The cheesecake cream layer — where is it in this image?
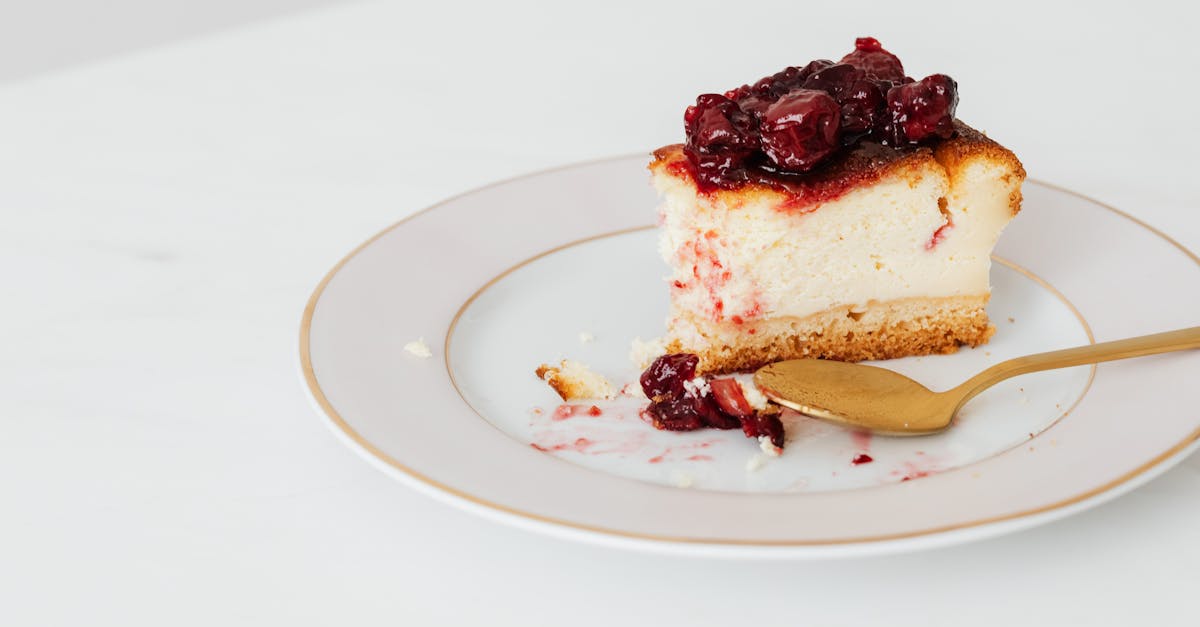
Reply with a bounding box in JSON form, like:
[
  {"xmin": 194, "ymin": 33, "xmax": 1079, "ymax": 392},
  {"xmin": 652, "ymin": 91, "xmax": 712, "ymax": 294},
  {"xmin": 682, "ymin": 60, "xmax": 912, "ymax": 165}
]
[{"xmin": 650, "ymin": 129, "xmax": 1024, "ymax": 373}]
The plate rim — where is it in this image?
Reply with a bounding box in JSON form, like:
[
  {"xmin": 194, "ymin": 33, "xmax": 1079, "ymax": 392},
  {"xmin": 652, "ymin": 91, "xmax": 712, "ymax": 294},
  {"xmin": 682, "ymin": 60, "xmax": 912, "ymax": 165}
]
[{"xmin": 298, "ymin": 154, "xmax": 1200, "ymax": 555}]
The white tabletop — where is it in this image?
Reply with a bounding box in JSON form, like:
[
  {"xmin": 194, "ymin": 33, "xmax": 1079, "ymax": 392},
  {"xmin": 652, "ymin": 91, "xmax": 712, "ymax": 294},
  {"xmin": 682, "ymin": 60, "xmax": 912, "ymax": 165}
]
[{"xmin": 3, "ymin": 1, "xmax": 1198, "ymax": 624}]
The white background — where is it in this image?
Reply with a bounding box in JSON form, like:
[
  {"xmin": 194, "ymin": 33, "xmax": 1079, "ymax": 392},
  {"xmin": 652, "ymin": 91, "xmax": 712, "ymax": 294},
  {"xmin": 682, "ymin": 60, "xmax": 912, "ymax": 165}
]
[{"xmin": 2, "ymin": 0, "xmax": 1198, "ymax": 624}]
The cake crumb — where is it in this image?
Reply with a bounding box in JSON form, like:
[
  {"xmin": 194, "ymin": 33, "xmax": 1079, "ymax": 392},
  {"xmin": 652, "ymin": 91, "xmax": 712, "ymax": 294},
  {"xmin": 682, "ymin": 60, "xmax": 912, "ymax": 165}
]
[
  {"xmin": 682, "ymin": 376, "xmax": 710, "ymax": 397},
  {"xmin": 746, "ymin": 455, "xmax": 769, "ymax": 472},
  {"xmin": 535, "ymin": 360, "xmax": 616, "ymax": 401},
  {"xmin": 670, "ymin": 471, "xmax": 694, "ymax": 488},
  {"xmin": 759, "ymin": 436, "xmax": 783, "ymax": 457},
  {"xmin": 579, "ymin": 331, "xmax": 595, "ymax": 344},
  {"xmin": 1008, "ymin": 317, "xmax": 1015, "ymax": 323},
  {"xmin": 404, "ymin": 338, "xmax": 433, "ymax": 358},
  {"xmin": 629, "ymin": 336, "xmax": 667, "ymax": 369}
]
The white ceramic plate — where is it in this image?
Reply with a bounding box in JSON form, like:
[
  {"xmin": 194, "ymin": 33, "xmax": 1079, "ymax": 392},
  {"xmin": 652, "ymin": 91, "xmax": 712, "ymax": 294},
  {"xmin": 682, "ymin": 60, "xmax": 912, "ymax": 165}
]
[{"xmin": 300, "ymin": 155, "xmax": 1200, "ymax": 558}]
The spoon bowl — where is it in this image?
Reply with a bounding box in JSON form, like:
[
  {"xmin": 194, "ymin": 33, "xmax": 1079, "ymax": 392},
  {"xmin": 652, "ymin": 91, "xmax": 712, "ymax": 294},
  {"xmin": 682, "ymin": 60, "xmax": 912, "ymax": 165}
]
[
  {"xmin": 753, "ymin": 326, "xmax": 1200, "ymax": 436},
  {"xmin": 754, "ymin": 360, "xmax": 955, "ymax": 435}
]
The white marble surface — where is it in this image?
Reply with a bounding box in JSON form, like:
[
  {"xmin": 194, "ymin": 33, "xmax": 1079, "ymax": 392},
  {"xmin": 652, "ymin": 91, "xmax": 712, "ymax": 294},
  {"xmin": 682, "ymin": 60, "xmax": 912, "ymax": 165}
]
[
  {"xmin": 2, "ymin": 1, "xmax": 1198, "ymax": 624},
  {"xmin": 0, "ymin": 0, "xmax": 342, "ymax": 81}
]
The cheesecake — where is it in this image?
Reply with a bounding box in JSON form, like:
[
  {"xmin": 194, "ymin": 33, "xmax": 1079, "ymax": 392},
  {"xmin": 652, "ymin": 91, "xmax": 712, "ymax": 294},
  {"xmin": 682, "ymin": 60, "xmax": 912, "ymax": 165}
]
[
  {"xmin": 536, "ymin": 359, "xmax": 616, "ymax": 401},
  {"xmin": 651, "ymin": 37, "xmax": 1025, "ymax": 375},
  {"xmin": 537, "ymin": 38, "xmax": 1023, "ymax": 454}
]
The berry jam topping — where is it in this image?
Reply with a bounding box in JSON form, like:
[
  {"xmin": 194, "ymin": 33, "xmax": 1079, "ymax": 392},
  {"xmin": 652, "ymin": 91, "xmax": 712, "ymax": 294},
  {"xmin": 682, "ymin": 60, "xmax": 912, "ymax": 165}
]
[
  {"xmin": 680, "ymin": 37, "xmax": 959, "ymax": 192},
  {"xmin": 639, "ymin": 354, "xmax": 786, "ymax": 451}
]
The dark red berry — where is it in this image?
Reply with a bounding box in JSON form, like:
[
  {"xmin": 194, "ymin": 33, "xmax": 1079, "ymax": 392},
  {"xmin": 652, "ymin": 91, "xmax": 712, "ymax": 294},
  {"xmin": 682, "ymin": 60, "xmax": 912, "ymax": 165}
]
[
  {"xmin": 838, "ymin": 78, "xmax": 887, "ymax": 136},
  {"xmin": 759, "ymin": 89, "xmax": 841, "ymax": 171},
  {"xmin": 638, "ymin": 353, "xmax": 744, "ymax": 431},
  {"xmin": 683, "ymin": 94, "xmax": 759, "ymax": 190},
  {"xmin": 639, "ymin": 353, "xmax": 699, "ymax": 401},
  {"xmin": 733, "ymin": 93, "xmax": 773, "ymax": 120},
  {"xmin": 637, "ymin": 354, "xmax": 784, "ymax": 448},
  {"xmin": 855, "ymin": 36, "xmax": 884, "ymax": 51},
  {"xmin": 739, "ymin": 408, "xmax": 785, "ymax": 450},
  {"xmin": 887, "ymin": 74, "xmax": 958, "ymax": 143},
  {"xmin": 722, "ymin": 85, "xmax": 748, "ymax": 101},
  {"xmin": 801, "ymin": 63, "xmax": 888, "ymax": 138},
  {"xmin": 762, "ymin": 60, "xmax": 833, "ymax": 98},
  {"xmin": 642, "ymin": 389, "xmax": 736, "ymax": 432},
  {"xmin": 709, "ymin": 379, "xmax": 755, "ymax": 419},
  {"xmin": 688, "ymin": 95, "xmax": 755, "ymax": 148},
  {"xmin": 644, "ymin": 397, "xmax": 707, "ymax": 431},
  {"xmin": 689, "ymin": 152, "xmax": 753, "ymax": 190},
  {"xmin": 796, "ymin": 59, "xmax": 837, "ymax": 84},
  {"xmin": 754, "ymin": 68, "xmax": 794, "ymax": 97},
  {"xmin": 840, "ymin": 37, "xmax": 905, "ymax": 82},
  {"xmin": 802, "ymin": 63, "xmax": 863, "ymax": 100},
  {"xmin": 645, "ymin": 390, "xmax": 742, "ymax": 432},
  {"xmin": 685, "ymin": 94, "xmax": 757, "ymax": 157},
  {"xmin": 692, "ymin": 392, "xmax": 741, "ymax": 430}
]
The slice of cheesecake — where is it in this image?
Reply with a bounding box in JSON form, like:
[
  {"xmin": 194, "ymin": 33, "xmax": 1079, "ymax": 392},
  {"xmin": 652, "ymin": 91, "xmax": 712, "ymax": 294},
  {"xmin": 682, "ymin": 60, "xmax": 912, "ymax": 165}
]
[{"xmin": 650, "ymin": 38, "xmax": 1025, "ymax": 375}]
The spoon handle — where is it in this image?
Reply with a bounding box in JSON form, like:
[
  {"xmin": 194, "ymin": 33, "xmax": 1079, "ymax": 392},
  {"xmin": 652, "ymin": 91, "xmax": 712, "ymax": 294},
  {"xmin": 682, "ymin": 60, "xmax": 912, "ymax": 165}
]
[{"xmin": 950, "ymin": 326, "xmax": 1200, "ymax": 406}]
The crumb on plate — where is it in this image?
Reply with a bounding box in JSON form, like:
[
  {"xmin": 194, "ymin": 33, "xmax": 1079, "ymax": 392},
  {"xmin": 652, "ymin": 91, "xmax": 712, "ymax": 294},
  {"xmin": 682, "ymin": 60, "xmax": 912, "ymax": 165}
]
[
  {"xmin": 670, "ymin": 470, "xmax": 694, "ymax": 488},
  {"xmin": 682, "ymin": 376, "xmax": 710, "ymax": 397},
  {"xmin": 746, "ymin": 455, "xmax": 768, "ymax": 472},
  {"xmin": 535, "ymin": 359, "xmax": 615, "ymax": 401},
  {"xmin": 404, "ymin": 337, "xmax": 432, "ymax": 358}
]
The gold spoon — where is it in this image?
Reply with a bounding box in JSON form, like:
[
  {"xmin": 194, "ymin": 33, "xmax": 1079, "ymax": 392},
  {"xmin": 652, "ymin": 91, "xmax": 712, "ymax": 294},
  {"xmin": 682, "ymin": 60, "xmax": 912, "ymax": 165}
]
[{"xmin": 753, "ymin": 326, "xmax": 1200, "ymax": 436}]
